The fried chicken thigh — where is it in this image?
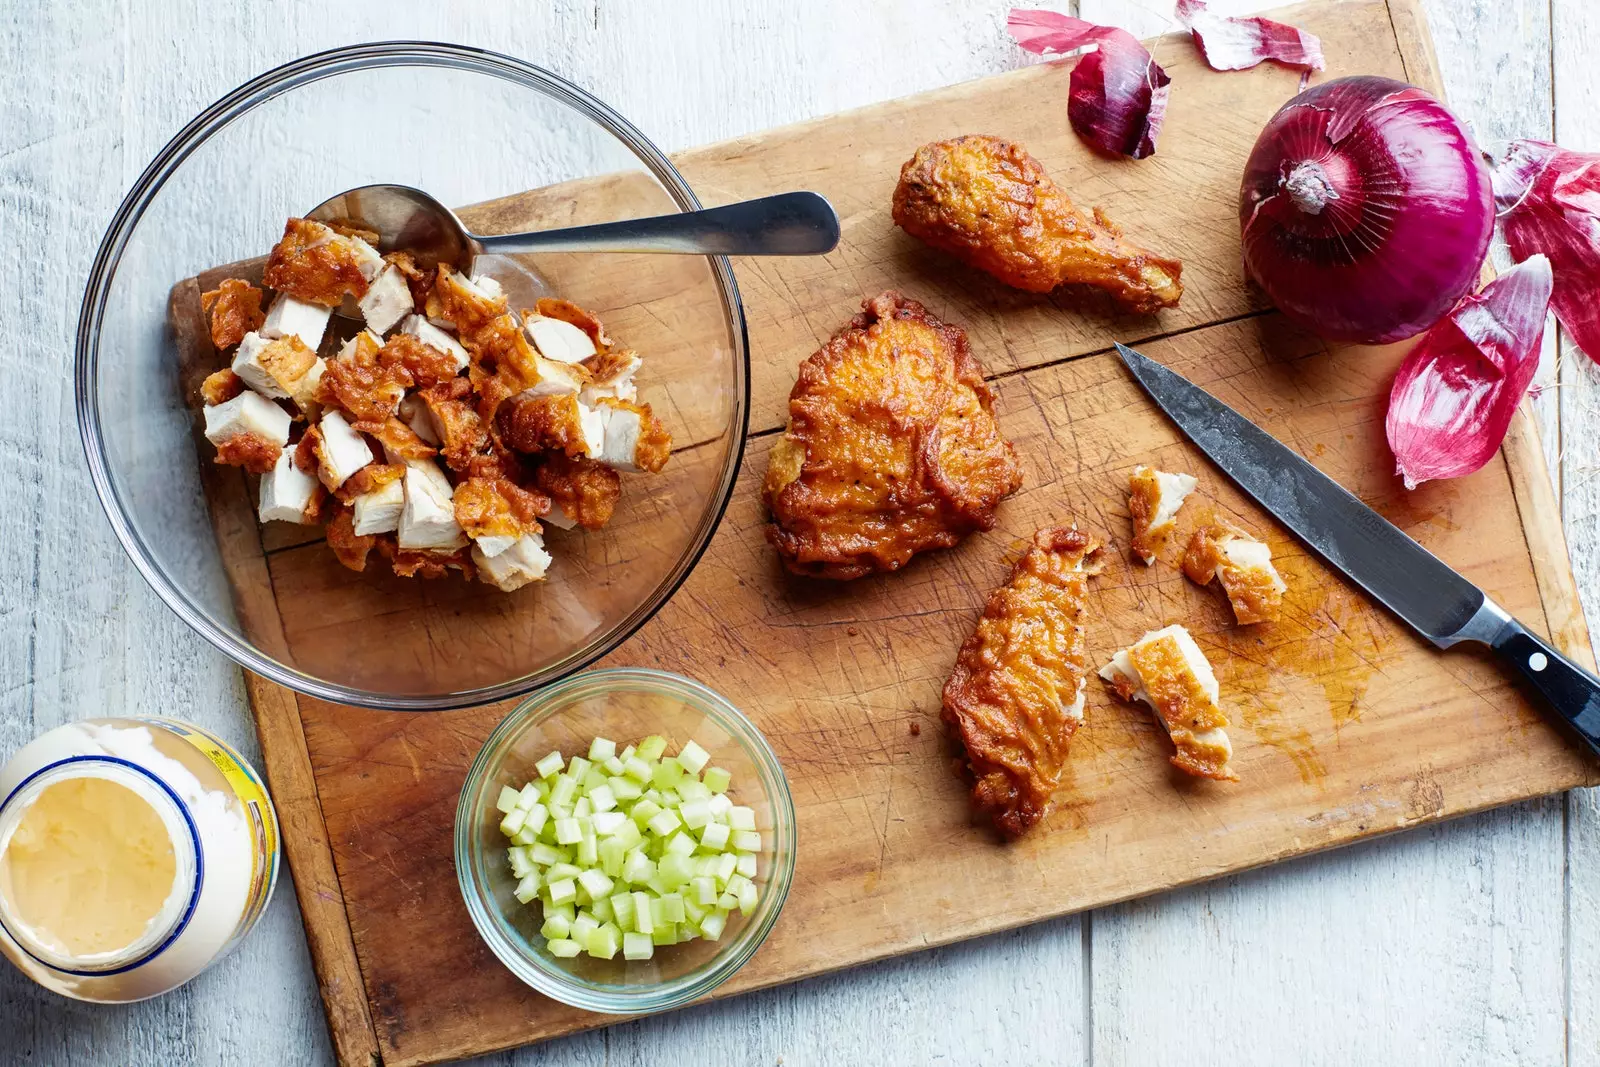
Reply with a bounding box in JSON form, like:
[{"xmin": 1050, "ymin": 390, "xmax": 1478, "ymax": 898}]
[
  {"xmin": 892, "ymin": 135, "xmax": 1183, "ymax": 314},
  {"xmin": 941, "ymin": 526, "xmax": 1104, "ymax": 839},
  {"xmin": 762, "ymin": 291, "xmax": 1023, "ymax": 580}
]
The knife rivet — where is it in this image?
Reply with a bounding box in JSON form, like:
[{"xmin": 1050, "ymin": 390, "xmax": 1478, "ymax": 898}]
[{"xmin": 1530, "ymin": 652, "xmax": 1549, "ymax": 672}]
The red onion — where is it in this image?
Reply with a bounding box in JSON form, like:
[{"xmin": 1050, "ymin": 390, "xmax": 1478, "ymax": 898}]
[
  {"xmin": 1175, "ymin": 0, "xmax": 1324, "ymax": 72},
  {"xmin": 1008, "ymin": 9, "xmax": 1170, "ymax": 159},
  {"xmin": 1385, "ymin": 255, "xmax": 1552, "ymax": 489},
  {"xmin": 1492, "ymin": 139, "xmax": 1600, "ymax": 364},
  {"xmin": 1239, "ymin": 76, "xmax": 1494, "ymax": 344}
]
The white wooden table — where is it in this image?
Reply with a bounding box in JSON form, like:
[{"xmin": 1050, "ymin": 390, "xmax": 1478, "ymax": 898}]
[{"xmin": 3, "ymin": 1, "xmax": 1597, "ymax": 1063}]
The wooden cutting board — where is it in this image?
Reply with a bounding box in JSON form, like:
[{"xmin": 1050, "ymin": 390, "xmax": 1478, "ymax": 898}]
[{"xmin": 168, "ymin": 2, "xmax": 1600, "ymax": 1063}]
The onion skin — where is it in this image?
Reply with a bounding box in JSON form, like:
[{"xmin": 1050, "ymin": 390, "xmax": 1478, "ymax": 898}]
[{"xmin": 1239, "ymin": 76, "xmax": 1494, "ymax": 344}]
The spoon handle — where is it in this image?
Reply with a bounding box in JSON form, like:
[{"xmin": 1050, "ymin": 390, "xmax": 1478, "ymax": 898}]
[{"xmin": 477, "ymin": 191, "xmax": 840, "ymax": 257}]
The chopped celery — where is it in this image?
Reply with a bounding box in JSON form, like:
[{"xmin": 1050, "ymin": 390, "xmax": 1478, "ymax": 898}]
[
  {"xmin": 692, "ymin": 877, "xmax": 718, "ymax": 906},
  {"xmin": 567, "ymin": 755, "xmax": 592, "ymax": 780},
  {"xmin": 658, "ymin": 893, "xmax": 686, "ymax": 924},
  {"xmin": 699, "ymin": 909, "xmax": 727, "ymax": 941},
  {"xmin": 576, "ymin": 869, "xmax": 613, "ymax": 900},
  {"xmin": 528, "ymin": 842, "xmax": 563, "ymax": 866},
  {"xmin": 652, "ymin": 759, "xmax": 685, "ymax": 790},
  {"xmin": 637, "ymin": 735, "xmax": 668, "ymax": 761},
  {"xmin": 499, "ymin": 808, "xmax": 527, "ymax": 836},
  {"xmin": 588, "ymin": 737, "xmax": 617, "ymax": 762},
  {"xmin": 573, "ymin": 797, "xmax": 592, "ymax": 819},
  {"xmin": 619, "ymin": 744, "xmax": 636, "ymax": 762},
  {"xmin": 553, "ymin": 818, "xmax": 582, "ymax": 845},
  {"xmin": 623, "ymin": 932, "xmax": 654, "ymax": 960},
  {"xmin": 576, "ymin": 834, "xmax": 599, "ymax": 868},
  {"xmin": 651, "ymin": 923, "xmax": 679, "ymax": 947},
  {"xmin": 546, "ymin": 862, "xmax": 582, "ymax": 882},
  {"xmin": 540, "ymin": 913, "xmax": 571, "ymax": 940},
  {"xmin": 630, "ymin": 798, "xmax": 663, "ymax": 828},
  {"xmin": 731, "ymin": 830, "xmax": 762, "ymax": 853},
  {"xmin": 511, "ymin": 824, "xmax": 539, "ymax": 847},
  {"xmin": 514, "ymin": 872, "xmax": 541, "ymax": 904},
  {"xmin": 547, "ymin": 878, "xmax": 577, "ymax": 905},
  {"xmin": 632, "ymin": 891, "xmax": 654, "ymax": 935},
  {"xmin": 718, "ymin": 891, "xmax": 738, "ymax": 910},
  {"xmin": 609, "ymin": 776, "xmax": 643, "ymax": 802},
  {"xmin": 589, "ymin": 785, "xmax": 618, "ymax": 814},
  {"xmin": 535, "ymin": 751, "xmax": 565, "ymax": 779},
  {"xmin": 699, "ymin": 822, "xmax": 730, "ymax": 852},
  {"xmin": 622, "ymin": 850, "xmax": 655, "ymax": 886},
  {"xmin": 517, "ymin": 782, "xmax": 542, "ymax": 809},
  {"xmin": 547, "ymin": 938, "xmax": 582, "ymax": 958},
  {"xmin": 508, "ymin": 847, "xmax": 533, "ymax": 879},
  {"xmin": 735, "ymin": 852, "xmax": 757, "ymax": 880},
  {"xmin": 592, "ymin": 811, "xmax": 627, "ymax": 836},
  {"xmin": 677, "ymin": 779, "xmax": 712, "ymax": 803},
  {"xmin": 683, "ymin": 897, "xmax": 708, "ymax": 924},
  {"xmin": 702, "ymin": 767, "xmax": 732, "ymax": 794},
  {"xmin": 611, "ymin": 820, "xmax": 643, "ymax": 851},
  {"xmin": 728, "ymin": 806, "xmax": 756, "ymax": 831},
  {"xmin": 646, "ymin": 809, "xmax": 681, "ymax": 838},
  {"xmin": 706, "ymin": 794, "xmax": 733, "ymax": 818},
  {"xmin": 545, "ymin": 902, "xmax": 576, "ymax": 924},
  {"xmin": 711, "ymin": 853, "xmax": 738, "ymax": 886},
  {"xmin": 581, "ymin": 767, "xmax": 608, "ymax": 793},
  {"xmin": 608, "ymin": 891, "xmax": 635, "ymax": 929},
  {"xmin": 679, "ymin": 799, "xmax": 712, "ymax": 830},
  {"xmin": 570, "ymin": 912, "xmax": 600, "ymax": 943},
  {"xmin": 623, "ymin": 755, "xmax": 653, "ymax": 783},
  {"xmin": 549, "ymin": 775, "xmax": 577, "ymax": 808},
  {"xmin": 677, "ymin": 740, "xmax": 711, "ymax": 775},
  {"xmin": 664, "ymin": 832, "xmax": 697, "ymax": 858},
  {"xmin": 726, "ymin": 874, "xmax": 752, "ymax": 898},
  {"xmin": 602, "ymin": 755, "xmax": 625, "ymax": 776},
  {"xmin": 658, "ymin": 853, "xmax": 695, "ymax": 888},
  {"xmin": 736, "ymin": 880, "xmax": 758, "ymax": 916},
  {"xmin": 521, "ymin": 803, "xmax": 549, "ymax": 836},
  {"xmin": 589, "ymin": 895, "xmax": 614, "ymax": 923},
  {"xmin": 599, "ymin": 837, "xmax": 628, "ymax": 878},
  {"xmin": 496, "ymin": 785, "xmax": 521, "ymax": 814},
  {"xmin": 587, "ymin": 923, "xmax": 619, "ymax": 960}
]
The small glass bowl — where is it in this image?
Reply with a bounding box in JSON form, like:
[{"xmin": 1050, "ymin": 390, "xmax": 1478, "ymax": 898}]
[{"xmin": 455, "ymin": 669, "xmax": 795, "ymax": 1014}]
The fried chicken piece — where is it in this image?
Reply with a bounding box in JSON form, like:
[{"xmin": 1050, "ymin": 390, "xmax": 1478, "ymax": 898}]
[
  {"xmin": 419, "ymin": 379, "xmax": 490, "ymax": 472},
  {"xmin": 1183, "ymin": 521, "xmax": 1286, "ymax": 625},
  {"xmin": 763, "ymin": 291, "xmax": 1022, "ymax": 580},
  {"xmin": 496, "ymin": 394, "xmax": 603, "ymax": 459},
  {"xmin": 200, "ymin": 279, "xmax": 266, "ymax": 348},
  {"xmin": 1100, "ymin": 625, "xmax": 1237, "ymax": 781},
  {"xmin": 424, "ymin": 267, "xmax": 507, "ymax": 334},
  {"xmin": 262, "ymin": 218, "xmax": 381, "ymax": 306},
  {"xmin": 378, "ymin": 539, "xmax": 475, "ymax": 580},
  {"xmin": 532, "ymin": 297, "xmax": 612, "ymax": 350},
  {"xmin": 317, "ymin": 331, "xmax": 410, "ymax": 422},
  {"xmin": 351, "ymin": 416, "xmax": 436, "ymax": 463},
  {"xmin": 1128, "ymin": 465, "xmax": 1198, "ymax": 565},
  {"xmin": 200, "ymin": 368, "xmax": 245, "ymax": 407},
  {"xmin": 325, "ymin": 506, "xmax": 377, "ymax": 572},
  {"xmin": 377, "ymin": 333, "xmax": 463, "ymax": 389},
  {"xmin": 454, "ymin": 476, "xmax": 548, "ymax": 551},
  {"xmin": 383, "ymin": 251, "xmax": 435, "ymax": 309},
  {"xmin": 532, "ymin": 453, "xmax": 621, "ymax": 530},
  {"xmin": 892, "ymin": 135, "xmax": 1183, "ymax": 313},
  {"xmin": 941, "ymin": 526, "xmax": 1104, "ymax": 839},
  {"xmin": 213, "ymin": 432, "xmax": 282, "ymax": 475},
  {"xmin": 594, "ymin": 398, "xmax": 672, "ymax": 473},
  {"xmin": 333, "ymin": 462, "xmax": 405, "ymax": 504}
]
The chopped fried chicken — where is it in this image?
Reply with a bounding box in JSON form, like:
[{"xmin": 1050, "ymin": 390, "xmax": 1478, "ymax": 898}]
[
  {"xmin": 213, "ymin": 433, "xmax": 281, "ymax": 474},
  {"xmin": 424, "ymin": 267, "xmax": 507, "ymax": 334},
  {"xmin": 351, "ymin": 416, "xmax": 437, "ymax": 463},
  {"xmin": 201, "ymin": 279, "xmax": 266, "ymax": 348},
  {"xmin": 1128, "ymin": 465, "xmax": 1198, "ymax": 565},
  {"xmin": 941, "ymin": 526, "xmax": 1104, "ymax": 839},
  {"xmin": 200, "ymin": 369, "xmax": 245, "ymax": 407},
  {"xmin": 892, "ymin": 135, "xmax": 1183, "ymax": 313},
  {"xmin": 263, "ymin": 217, "xmax": 381, "ymax": 306},
  {"xmin": 378, "ymin": 333, "xmax": 463, "ymax": 389},
  {"xmin": 317, "ymin": 331, "xmax": 410, "ymax": 422},
  {"xmin": 325, "ymin": 506, "xmax": 377, "ymax": 572},
  {"xmin": 532, "ymin": 453, "xmax": 621, "ymax": 529},
  {"xmin": 1100, "ymin": 625, "xmax": 1237, "ymax": 781},
  {"xmin": 454, "ymin": 476, "xmax": 548, "ymax": 554},
  {"xmin": 1183, "ymin": 521, "xmax": 1287, "ymax": 624},
  {"xmin": 418, "ymin": 380, "xmax": 490, "ymax": 472},
  {"xmin": 495, "ymin": 394, "xmax": 602, "ymax": 459},
  {"xmin": 333, "ymin": 462, "xmax": 405, "ymax": 504},
  {"xmin": 763, "ymin": 291, "xmax": 1022, "ymax": 580}
]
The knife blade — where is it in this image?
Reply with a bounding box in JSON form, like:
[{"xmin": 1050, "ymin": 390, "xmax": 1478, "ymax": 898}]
[{"xmin": 1114, "ymin": 340, "xmax": 1600, "ymax": 756}]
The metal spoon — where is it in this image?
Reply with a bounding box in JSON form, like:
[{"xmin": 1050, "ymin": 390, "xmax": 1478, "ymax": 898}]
[{"xmin": 307, "ymin": 184, "xmax": 841, "ymax": 270}]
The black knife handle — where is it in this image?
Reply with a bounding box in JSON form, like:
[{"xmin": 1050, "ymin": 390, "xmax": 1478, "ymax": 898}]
[{"xmin": 1492, "ymin": 621, "xmax": 1600, "ymax": 758}]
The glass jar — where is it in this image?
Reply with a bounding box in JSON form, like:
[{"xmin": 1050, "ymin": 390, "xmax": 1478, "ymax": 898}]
[{"xmin": 0, "ymin": 717, "xmax": 280, "ymax": 1002}]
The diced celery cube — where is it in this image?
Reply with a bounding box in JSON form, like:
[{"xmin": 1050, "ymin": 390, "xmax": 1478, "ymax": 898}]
[
  {"xmin": 577, "ymin": 869, "xmax": 614, "ymax": 900},
  {"xmin": 642, "ymin": 789, "xmax": 664, "ymax": 804},
  {"xmin": 496, "ymin": 785, "xmax": 521, "ymax": 814},
  {"xmin": 658, "ymin": 853, "xmax": 695, "ymax": 888},
  {"xmin": 547, "ymin": 878, "xmax": 577, "ymax": 905},
  {"xmin": 588, "ymin": 737, "xmax": 617, "ymax": 762},
  {"xmin": 592, "ymin": 811, "xmax": 627, "ymax": 836},
  {"xmin": 528, "ymin": 842, "xmax": 562, "ymax": 866},
  {"xmin": 631, "ymin": 891, "xmax": 654, "ymax": 935},
  {"xmin": 692, "ymin": 876, "xmax": 719, "ymax": 905},
  {"xmin": 726, "ymin": 874, "xmax": 752, "ymax": 898},
  {"xmin": 599, "ymin": 838, "xmax": 628, "ymax": 878},
  {"xmin": 699, "ymin": 822, "xmax": 730, "ymax": 852},
  {"xmin": 619, "ymin": 744, "xmax": 636, "ymax": 762},
  {"xmin": 535, "ymin": 751, "xmax": 565, "ymax": 779},
  {"xmin": 589, "ymin": 785, "xmax": 618, "ymax": 814},
  {"xmin": 511, "ymin": 824, "xmax": 539, "ymax": 847},
  {"xmin": 699, "ymin": 909, "xmax": 727, "ymax": 941},
  {"xmin": 514, "ymin": 872, "xmax": 542, "ymax": 904},
  {"xmin": 728, "ymin": 806, "xmax": 756, "ymax": 832},
  {"xmin": 508, "ymin": 848, "xmax": 533, "ymax": 879},
  {"xmin": 664, "ymin": 832, "xmax": 697, "ymax": 858},
  {"xmin": 574, "ymin": 797, "xmax": 592, "ymax": 819},
  {"xmin": 737, "ymin": 880, "xmax": 758, "ymax": 916},
  {"xmin": 608, "ymin": 891, "xmax": 634, "ymax": 929},
  {"xmin": 731, "ymin": 830, "xmax": 762, "ymax": 853},
  {"xmin": 547, "ymin": 938, "xmax": 582, "ymax": 958},
  {"xmin": 637, "ymin": 735, "xmax": 668, "ymax": 762},
  {"xmin": 712, "ymin": 853, "xmax": 738, "ymax": 886},
  {"xmin": 679, "ymin": 799, "xmax": 711, "ymax": 830},
  {"xmin": 549, "ymin": 775, "xmax": 578, "ymax": 807},
  {"xmin": 554, "ymin": 818, "xmax": 582, "ymax": 845},
  {"xmin": 546, "ymin": 901, "xmax": 575, "ymax": 922},
  {"xmin": 589, "ymin": 895, "xmax": 614, "ymax": 923},
  {"xmin": 582, "ymin": 767, "xmax": 608, "ymax": 793},
  {"xmin": 499, "ymin": 808, "xmax": 527, "ymax": 837},
  {"xmin": 611, "ymin": 820, "xmax": 644, "ymax": 852},
  {"xmin": 623, "ymin": 932, "xmax": 654, "ymax": 960},
  {"xmin": 541, "ymin": 913, "xmax": 571, "ymax": 940},
  {"xmin": 695, "ymin": 855, "xmax": 720, "ymax": 877},
  {"xmin": 570, "ymin": 912, "xmax": 599, "ymax": 942},
  {"xmin": 576, "ymin": 835, "xmax": 599, "ymax": 868},
  {"xmin": 646, "ymin": 809, "xmax": 681, "ymax": 837},
  {"xmin": 645, "ymin": 875, "xmax": 672, "ymax": 897},
  {"xmin": 683, "ymin": 898, "xmax": 708, "ymax": 924},
  {"xmin": 678, "ymin": 922, "xmax": 700, "ymax": 942},
  {"xmin": 706, "ymin": 794, "xmax": 733, "ymax": 818},
  {"xmin": 517, "ymin": 782, "xmax": 542, "ymax": 810},
  {"xmin": 702, "ymin": 767, "xmax": 732, "ymax": 794},
  {"xmin": 609, "ymin": 776, "xmax": 643, "ymax": 802},
  {"xmin": 630, "ymin": 798, "xmax": 662, "ymax": 828},
  {"xmin": 658, "ymin": 893, "xmax": 686, "ymax": 924},
  {"xmin": 658, "ymin": 790, "xmax": 681, "ymax": 809},
  {"xmin": 677, "ymin": 780, "xmax": 712, "ymax": 803},
  {"xmin": 652, "ymin": 759, "xmax": 685, "ymax": 790},
  {"xmin": 587, "ymin": 923, "xmax": 619, "ymax": 960},
  {"xmin": 547, "ymin": 862, "xmax": 582, "ymax": 882},
  {"xmin": 567, "ymin": 755, "xmax": 592, "ymax": 780},
  {"xmin": 522, "ymin": 803, "xmax": 549, "ymax": 837},
  {"xmin": 601, "ymin": 756, "xmax": 625, "ymax": 776},
  {"xmin": 651, "ymin": 923, "xmax": 679, "ymax": 947},
  {"xmin": 677, "ymin": 740, "xmax": 710, "ymax": 775},
  {"xmin": 622, "ymin": 850, "xmax": 656, "ymax": 886},
  {"xmin": 623, "ymin": 756, "xmax": 653, "ymax": 784},
  {"xmin": 718, "ymin": 891, "xmax": 738, "ymax": 909}
]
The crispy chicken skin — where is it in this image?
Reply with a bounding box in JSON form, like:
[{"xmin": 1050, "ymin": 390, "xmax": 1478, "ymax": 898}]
[
  {"xmin": 1128, "ymin": 465, "xmax": 1199, "ymax": 565},
  {"xmin": 763, "ymin": 291, "xmax": 1023, "ymax": 580},
  {"xmin": 892, "ymin": 135, "xmax": 1184, "ymax": 313},
  {"xmin": 200, "ymin": 279, "xmax": 266, "ymax": 349},
  {"xmin": 941, "ymin": 526, "xmax": 1104, "ymax": 839},
  {"xmin": 1100, "ymin": 625, "xmax": 1237, "ymax": 781},
  {"xmin": 1183, "ymin": 521, "xmax": 1287, "ymax": 625}
]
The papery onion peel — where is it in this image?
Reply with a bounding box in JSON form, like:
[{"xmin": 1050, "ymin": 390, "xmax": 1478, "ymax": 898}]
[{"xmin": 1175, "ymin": 0, "xmax": 1324, "ymax": 72}]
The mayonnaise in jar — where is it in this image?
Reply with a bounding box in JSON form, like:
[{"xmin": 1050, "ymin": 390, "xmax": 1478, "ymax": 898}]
[{"xmin": 0, "ymin": 717, "xmax": 280, "ymax": 1002}]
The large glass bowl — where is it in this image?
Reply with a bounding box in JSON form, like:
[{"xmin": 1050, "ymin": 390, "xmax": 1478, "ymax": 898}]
[
  {"xmin": 455, "ymin": 669, "xmax": 796, "ymax": 1014},
  {"xmin": 75, "ymin": 43, "xmax": 749, "ymax": 710}
]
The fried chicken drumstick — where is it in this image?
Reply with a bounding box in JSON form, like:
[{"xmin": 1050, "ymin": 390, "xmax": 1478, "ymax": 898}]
[
  {"xmin": 892, "ymin": 135, "xmax": 1184, "ymax": 314},
  {"xmin": 941, "ymin": 525, "xmax": 1104, "ymax": 839},
  {"xmin": 763, "ymin": 291, "xmax": 1023, "ymax": 580}
]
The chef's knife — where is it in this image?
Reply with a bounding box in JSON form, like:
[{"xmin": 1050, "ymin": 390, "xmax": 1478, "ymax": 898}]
[{"xmin": 1114, "ymin": 341, "xmax": 1600, "ymax": 759}]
